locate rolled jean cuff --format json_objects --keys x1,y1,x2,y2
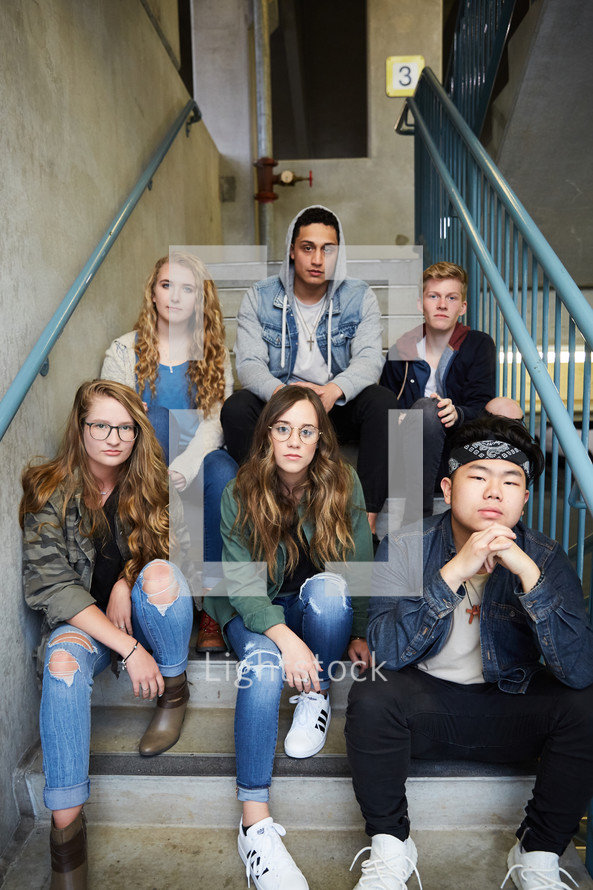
[
  {"x1": 158, "y1": 657, "x2": 189, "y2": 678},
  {"x1": 237, "y1": 783, "x2": 270, "y2": 803},
  {"x1": 44, "y1": 778, "x2": 90, "y2": 812}
]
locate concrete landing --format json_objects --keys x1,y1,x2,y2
[{"x1": 2, "y1": 826, "x2": 591, "y2": 890}]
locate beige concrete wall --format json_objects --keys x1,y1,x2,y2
[
  {"x1": 0, "y1": 0, "x2": 220, "y2": 856},
  {"x1": 270, "y1": 0, "x2": 442, "y2": 257}
]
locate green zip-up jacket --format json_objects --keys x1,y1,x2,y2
[
  {"x1": 204, "y1": 467, "x2": 373, "y2": 641},
  {"x1": 22, "y1": 485, "x2": 189, "y2": 674}
]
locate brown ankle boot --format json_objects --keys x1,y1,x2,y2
[
  {"x1": 50, "y1": 810, "x2": 87, "y2": 890},
  {"x1": 139, "y1": 672, "x2": 189, "y2": 756}
]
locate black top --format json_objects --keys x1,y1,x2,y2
[
  {"x1": 277, "y1": 523, "x2": 318, "y2": 596},
  {"x1": 90, "y1": 489, "x2": 124, "y2": 611}
]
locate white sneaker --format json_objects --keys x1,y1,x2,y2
[
  {"x1": 237, "y1": 817, "x2": 309, "y2": 889},
  {"x1": 501, "y1": 842, "x2": 578, "y2": 890},
  {"x1": 350, "y1": 834, "x2": 422, "y2": 890},
  {"x1": 284, "y1": 691, "x2": 331, "y2": 758}
]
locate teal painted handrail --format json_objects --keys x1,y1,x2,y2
[
  {"x1": 0, "y1": 99, "x2": 200, "y2": 442},
  {"x1": 445, "y1": 0, "x2": 516, "y2": 135},
  {"x1": 407, "y1": 89, "x2": 593, "y2": 516}
]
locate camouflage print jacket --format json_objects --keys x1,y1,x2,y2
[{"x1": 22, "y1": 485, "x2": 189, "y2": 674}]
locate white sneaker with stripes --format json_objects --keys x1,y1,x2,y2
[
  {"x1": 284, "y1": 691, "x2": 331, "y2": 758},
  {"x1": 238, "y1": 817, "x2": 309, "y2": 890}
]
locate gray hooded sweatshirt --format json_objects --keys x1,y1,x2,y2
[{"x1": 234, "y1": 205, "x2": 384, "y2": 403}]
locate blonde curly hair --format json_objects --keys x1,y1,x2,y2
[{"x1": 134, "y1": 253, "x2": 227, "y2": 417}]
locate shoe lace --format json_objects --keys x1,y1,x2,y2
[
  {"x1": 288, "y1": 692, "x2": 324, "y2": 727},
  {"x1": 200, "y1": 612, "x2": 219, "y2": 634},
  {"x1": 350, "y1": 845, "x2": 423, "y2": 890},
  {"x1": 244, "y1": 821, "x2": 296, "y2": 887},
  {"x1": 500, "y1": 862, "x2": 578, "y2": 890}
]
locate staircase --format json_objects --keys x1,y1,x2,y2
[{"x1": 3, "y1": 634, "x2": 593, "y2": 889}]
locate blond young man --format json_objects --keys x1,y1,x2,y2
[{"x1": 381, "y1": 261, "x2": 496, "y2": 518}]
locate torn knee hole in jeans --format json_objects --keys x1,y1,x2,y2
[
  {"x1": 47, "y1": 647, "x2": 82, "y2": 687},
  {"x1": 142, "y1": 560, "x2": 180, "y2": 616},
  {"x1": 237, "y1": 649, "x2": 283, "y2": 682}
]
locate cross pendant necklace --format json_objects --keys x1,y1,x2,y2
[
  {"x1": 293, "y1": 295, "x2": 327, "y2": 351},
  {"x1": 463, "y1": 581, "x2": 481, "y2": 624}
]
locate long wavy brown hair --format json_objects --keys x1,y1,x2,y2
[
  {"x1": 232, "y1": 387, "x2": 357, "y2": 580},
  {"x1": 20, "y1": 380, "x2": 171, "y2": 585},
  {"x1": 134, "y1": 252, "x2": 226, "y2": 416}
]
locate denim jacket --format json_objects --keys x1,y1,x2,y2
[
  {"x1": 234, "y1": 205, "x2": 384, "y2": 403},
  {"x1": 369, "y1": 511, "x2": 593, "y2": 693}
]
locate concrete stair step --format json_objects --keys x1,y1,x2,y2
[{"x1": 2, "y1": 823, "x2": 591, "y2": 890}]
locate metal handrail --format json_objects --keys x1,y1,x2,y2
[
  {"x1": 0, "y1": 99, "x2": 201, "y2": 442},
  {"x1": 407, "y1": 87, "x2": 593, "y2": 517},
  {"x1": 444, "y1": 0, "x2": 516, "y2": 135},
  {"x1": 399, "y1": 68, "x2": 593, "y2": 345}
]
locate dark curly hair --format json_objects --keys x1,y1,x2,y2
[
  {"x1": 292, "y1": 207, "x2": 340, "y2": 244},
  {"x1": 450, "y1": 415, "x2": 545, "y2": 482}
]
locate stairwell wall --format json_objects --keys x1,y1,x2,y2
[{"x1": 0, "y1": 0, "x2": 221, "y2": 858}]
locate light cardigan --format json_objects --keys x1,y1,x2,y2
[{"x1": 101, "y1": 330, "x2": 233, "y2": 489}]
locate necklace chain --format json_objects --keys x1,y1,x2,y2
[{"x1": 292, "y1": 296, "x2": 327, "y2": 351}]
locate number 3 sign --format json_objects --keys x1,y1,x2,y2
[{"x1": 386, "y1": 55, "x2": 425, "y2": 97}]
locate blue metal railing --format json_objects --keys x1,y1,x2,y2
[
  {"x1": 0, "y1": 99, "x2": 201, "y2": 442},
  {"x1": 397, "y1": 64, "x2": 593, "y2": 868},
  {"x1": 398, "y1": 68, "x2": 593, "y2": 874},
  {"x1": 445, "y1": 0, "x2": 517, "y2": 135}
]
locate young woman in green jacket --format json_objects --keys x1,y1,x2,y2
[{"x1": 204, "y1": 385, "x2": 373, "y2": 890}]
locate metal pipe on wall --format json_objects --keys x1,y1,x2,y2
[{"x1": 253, "y1": 0, "x2": 274, "y2": 255}]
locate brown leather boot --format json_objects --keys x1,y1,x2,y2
[
  {"x1": 139, "y1": 672, "x2": 189, "y2": 756},
  {"x1": 196, "y1": 611, "x2": 226, "y2": 653},
  {"x1": 50, "y1": 809, "x2": 87, "y2": 890}
]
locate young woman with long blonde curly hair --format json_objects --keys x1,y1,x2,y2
[
  {"x1": 204, "y1": 386, "x2": 373, "y2": 890},
  {"x1": 101, "y1": 252, "x2": 237, "y2": 649},
  {"x1": 20, "y1": 379, "x2": 194, "y2": 890}
]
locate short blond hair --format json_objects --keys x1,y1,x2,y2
[{"x1": 423, "y1": 262, "x2": 468, "y2": 300}]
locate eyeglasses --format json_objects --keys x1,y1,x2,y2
[
  {"x1": 269, "y1": 423, "x2": 321, "y2": 444},
  {"x1": 84, "y1": 422, "x2": 138, "y2": 442}
]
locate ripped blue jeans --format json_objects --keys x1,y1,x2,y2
[
  {"x1": 225, "y1": 572, "x2": 353, "y2": 802},
  {"x1": 40, "y1": 560, "x2": 193, "y2": 811}
]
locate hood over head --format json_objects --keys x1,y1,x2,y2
[{"x1": 279, "y1": 204, "x2": 347, "y2": 301}]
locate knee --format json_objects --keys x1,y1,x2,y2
[
  {"x1": 141, "y1": 560, "x2": 180, "y2": 606},
  {"x1": 221, "y1": 391, "x2": 262, "y2": 428},
  {"x1": 300, "y1": 572, "x2": 352, "y2": 616},
  {"x1": 46, "y1": 630, "x2": 96, "y2": 687},
  {"x1": 412, "y1": 397, "x2": 443, "y2": 435},
  {"x1": 237, "y1": 642, "x2": 284, "y2": 691}
]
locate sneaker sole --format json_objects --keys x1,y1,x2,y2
[{"x1": 283, "y1": 710, "x2": 331, "y2": 759}]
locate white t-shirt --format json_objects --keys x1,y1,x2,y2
[
  {"x1": 416, "y1": 571, "x2": 489, "y2": 684},
  {"x1": 416, "y1": 338, "x2": 438, "y2": 396},
  {"x1": 290, "y1": 295, "x2": 331, "y2": 385}
]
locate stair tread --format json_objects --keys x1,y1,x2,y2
[{"x1": 3, "y1": 825, "x2": 591, "y2": 890}]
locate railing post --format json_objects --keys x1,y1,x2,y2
[{"x1": 466, "y1": 164, "x2": 479, "y2": 325}]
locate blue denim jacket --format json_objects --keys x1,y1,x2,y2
[
  {"x1": 235, "y1": 276, "x2": 384, "y2": 403},
  {"x1": 369, "y1": 511, "x2": 593, "y2": 693}
]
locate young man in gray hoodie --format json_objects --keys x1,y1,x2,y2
[{"x1": 222, "y1": 205, "x2": 397, "y2": 533}]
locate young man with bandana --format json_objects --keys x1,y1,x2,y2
[{"x1": 346, "y1": 415, "x2": 593, "y2": 890}]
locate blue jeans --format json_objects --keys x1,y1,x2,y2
[
  {"x1": 225, "y1": 572, "x2": 353, "y2": 802},
  {"x1": 40, "y1": 560, "x2": 193, "y2": 811},
  {"x1": 147, "y1": 405, "x2": 237, "y2": 582}
]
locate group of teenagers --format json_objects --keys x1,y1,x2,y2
[{"x1": 20, "y1": 205, "x2": 593, "y2": 890}]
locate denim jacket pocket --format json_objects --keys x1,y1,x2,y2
[{"x1": 261, "y1": 324, "x2": 284, "y2": 348}]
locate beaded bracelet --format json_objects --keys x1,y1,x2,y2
[{"x1": 121, "y1": 641, "x2": 138, "y2": 671}]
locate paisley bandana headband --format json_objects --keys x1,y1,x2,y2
[{"x1": 448, "y1": 439, "x2": 532, "y2": 481}]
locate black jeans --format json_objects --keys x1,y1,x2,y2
[
  {"x1": 345, "y1": 666, "x2": 593, "y2": 855},
  {"x1": 400, "y1": 397, "x2": 448, "y2": 522},
  {"x1": 221, "y1": 384, "x2": 398, "y2": 513}
]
